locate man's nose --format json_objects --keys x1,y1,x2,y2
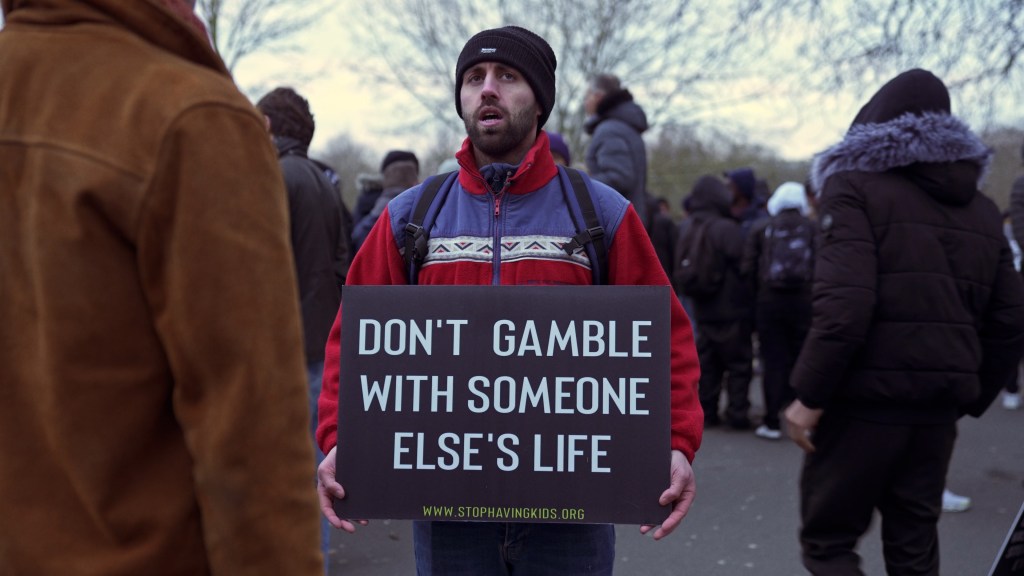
[{"x1": 480, "y1": 73, "x2": 500, "y2": 98}]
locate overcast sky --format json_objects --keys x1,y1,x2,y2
[
  {"x1": 4, "y1": 4, "x2": 1013, "y2": 165},
  {"x1": 231, "y1": 8, "x2": 869, "y2": 164}
]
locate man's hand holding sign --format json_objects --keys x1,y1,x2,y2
[{"x1": 317, "y1": 286, "x2": 697, "y2": 540}]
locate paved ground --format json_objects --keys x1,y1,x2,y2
[{"x1": 327, "y1": 384, "x2": 1024, "y2": 575}]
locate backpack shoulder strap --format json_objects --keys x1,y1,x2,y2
[
  {"x1": 558, "y1": 167, "x2": 608, "y2": 285},
  {"x1": 403, "y1": 171, "x2": 457, "y2": 285}
]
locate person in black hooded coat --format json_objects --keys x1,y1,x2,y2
[
  {"x1": 673, "y1": 175, "x2": 754, "y2": 429},
  {"x1": 784, "y1": 69, "x2": 1024, "y2": 575}
]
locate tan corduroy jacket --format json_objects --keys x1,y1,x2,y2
[{"x1": 0, "y1": 0, "x2": 323, "y2": 574}]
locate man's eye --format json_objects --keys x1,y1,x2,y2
[{"x1": 502, "y1": 73, "x2": 516, "y2": 81}]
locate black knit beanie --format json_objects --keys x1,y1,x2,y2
[
  {"x1": 455, "y1": 26, "x2": 557, "y2": 130},
  {"x1": 380, "y1": 150, "x2": 419, "y2": 173}
]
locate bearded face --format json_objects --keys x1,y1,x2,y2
[
  {"x1": 463, "y1": 97, "x2": 539, "y2": 162},
  {"x1": 459, "y1": 63, "x2": 540, "y2": 165}
]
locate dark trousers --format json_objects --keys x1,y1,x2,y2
[
  {"x1": 799, "y1": 413, "x2": 956, "y2": 576},
  {"x1": 413, "y1": 521, "x2": 615, "y2": 575},
  {"x1": 696, "y1": 319, "x2": 753, "y2": 424},
  {"x1": 756, "y1": 294, "x2": 810, "y2": 429}
]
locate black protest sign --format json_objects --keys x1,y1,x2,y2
[
  {"x1": 334, "y1": 285, "x2": 672, "y2": 525},
  {"x1": 990, "y1": 500, "x2": 1024, "y2": 575}
]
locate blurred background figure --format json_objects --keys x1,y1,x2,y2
[
  {"x1": 741, "y1": 181, "x2": 815, "y2": 440},
  {"x1": 584, "y1": 73, "x2": 649, "y2": 225},
  {"x1": 548, "y1": 131, "x2": 572, "y2": 166},
  {"x1": 351, "y1": 150, "x2": 421, "y2": 252}
]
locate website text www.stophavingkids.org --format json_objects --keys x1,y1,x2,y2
[{"x1": 422, "y1": 505, "x2": 586, "y2": 522}]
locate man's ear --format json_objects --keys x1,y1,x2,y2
[{"x1": 263, "y1": 114, "x2": 271, "y2": 133}]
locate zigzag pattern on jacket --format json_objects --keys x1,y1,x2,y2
[
  {"x1": 421, "y1": 234, "x2": 592, "y2": 268},
  {"x1": 811, "y1": 111, "x2": 992, "y2": 194}
]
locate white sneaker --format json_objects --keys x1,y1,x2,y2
[
  {"x1": 1003, "y1": 392, "x2": 1021, "y2": 410},
  {"x1": 942, "y1": 489, "x2": 971, "y2": 512},
  {"x1": 754, "y1": 425, "x2": 782, "y2": 440}
]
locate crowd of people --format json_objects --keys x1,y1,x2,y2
[{"x1": 2, "y1": 2, "x2": 1023, "y2": 575}]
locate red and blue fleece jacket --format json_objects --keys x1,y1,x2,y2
[{"x1": 318, "y1": 131, "x2": 703, "y2": 462}]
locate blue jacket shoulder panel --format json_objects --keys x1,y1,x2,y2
[{"x1": 386, "y1": 169, "x2": 628, "y2": 252}]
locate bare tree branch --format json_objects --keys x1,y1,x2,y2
[
  {"x1": 341, "y1": 0, "x2": 752, "y2": 161},
  {"x1": 748, "y1": 0, "x2": 1024, "y2": 127},
  {"x1": 197, "y1": 0, "x2": 332, "y2": 73}
]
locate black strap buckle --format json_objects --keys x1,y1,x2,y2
[
  {"x1": 561, "y1": 226, "x2": 605, "y2": 256},
  {"x1": 405, "y1": 223, "x2": 428, "y2": 262}
]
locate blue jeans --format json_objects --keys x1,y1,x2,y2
[
  {"x1": 307, "y1": 361, "x2": 329, "y2": 568},
  {"x1": 413, "y1": 521, "x2": 615, "y2": 575}
]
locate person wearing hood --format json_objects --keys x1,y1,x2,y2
[
  {"x1": 674, "y1": 175, "x2": 755, "y2": 429},
  {"x1": 784, "y1": 69, "x2": 1024, "y2": 575},
  {"x1": 740, "y1": 182, "x2": 816, "y2": 440},
  {"x1": 0, "y1": 1, "x2": 324, "y2": 574},
  {"x1": 724, "y1": 167, "x2": 769, "y2": 235},
  {"x1": 584, "y1": 74, "x2": 650, "y2": 225}
]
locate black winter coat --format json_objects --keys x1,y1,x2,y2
[
  {"x1": 792, "y1": 70, "x2": 1024, "y2": 423},
  {"x1": 673, "y1": 175, "x2": 752, "y2": 323},
  {"x1": 276, "y1": 137, "x2": 346, "y2": 362}
]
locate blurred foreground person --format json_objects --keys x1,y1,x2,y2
[{"x1": 0, "y1": 0, "x2": 323, "y2": 574}]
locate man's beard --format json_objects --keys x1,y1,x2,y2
[{"x1": 464, "y1": 101, "x2": 538, "y2": 160}]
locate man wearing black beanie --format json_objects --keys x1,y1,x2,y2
[{"x1": 315, "y1": 25, "x2": 703, "y2": 575}]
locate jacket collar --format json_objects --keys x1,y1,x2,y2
[
  {"x1": 273, "y1": 135, "x2": 308, "y2": 158},
  {"x1": 455, "y1": 130, "x2": 559, "y2": 195},
  {"x1": 3, "y1": 0, "x2": 227, "y2": 77}
]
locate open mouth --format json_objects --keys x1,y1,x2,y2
[{"x1": 478, "y1": 107, "x2": 505, "y2": 127}]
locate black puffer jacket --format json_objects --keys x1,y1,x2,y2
[
  {"x1": 673, "y1": 175, "x2": 751, "y2": 323},
  {"x1": 792, "y1": 69, "x2": 1024, "y2": 422}
]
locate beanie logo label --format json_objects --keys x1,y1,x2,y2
[{"x1": 480, "y1": 48, "x2": 497, "y2": 53}]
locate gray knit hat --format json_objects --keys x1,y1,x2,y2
[{"x1": 455, "y1": 26, "x2": 557, "y2": 130}]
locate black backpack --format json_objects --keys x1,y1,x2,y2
[
  {"x1": 674, "y1": 218, "x2": 724, "y2": 299},
  {"x1": 402, "y1": 166, "x2": 608, "y2": 286},
  {"x1": 763, "y1": 216, "x2": 814, "y2": 290}
]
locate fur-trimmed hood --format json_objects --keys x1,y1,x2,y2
[
  {"x1": 811, "y1": 112, "x2": 991, "y2": 199},
  {"x1": 811, "y1": 68, "x2": 992, "y2": 206}
]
